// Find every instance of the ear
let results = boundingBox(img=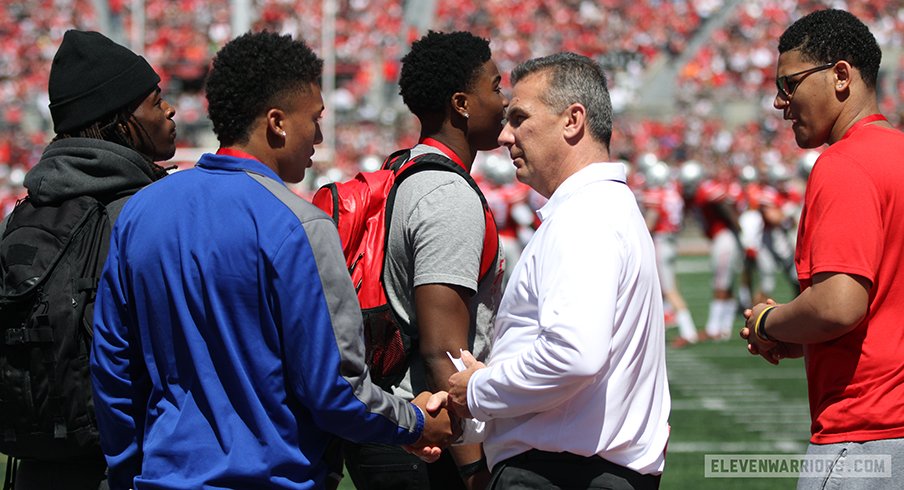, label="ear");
[833,61,852,92]
[451,92,469,120]
[119,120,134,140]
[266,107,288,139]
[562,103,586,139]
